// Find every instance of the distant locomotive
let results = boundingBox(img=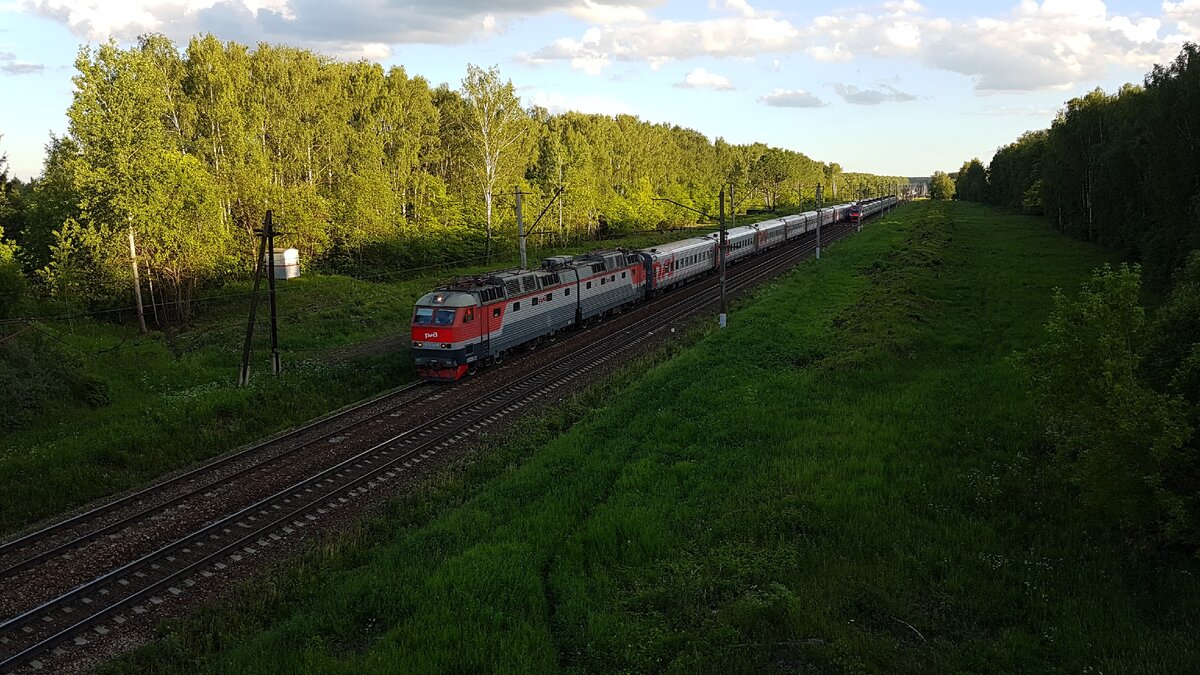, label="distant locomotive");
[412,196,899,380]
